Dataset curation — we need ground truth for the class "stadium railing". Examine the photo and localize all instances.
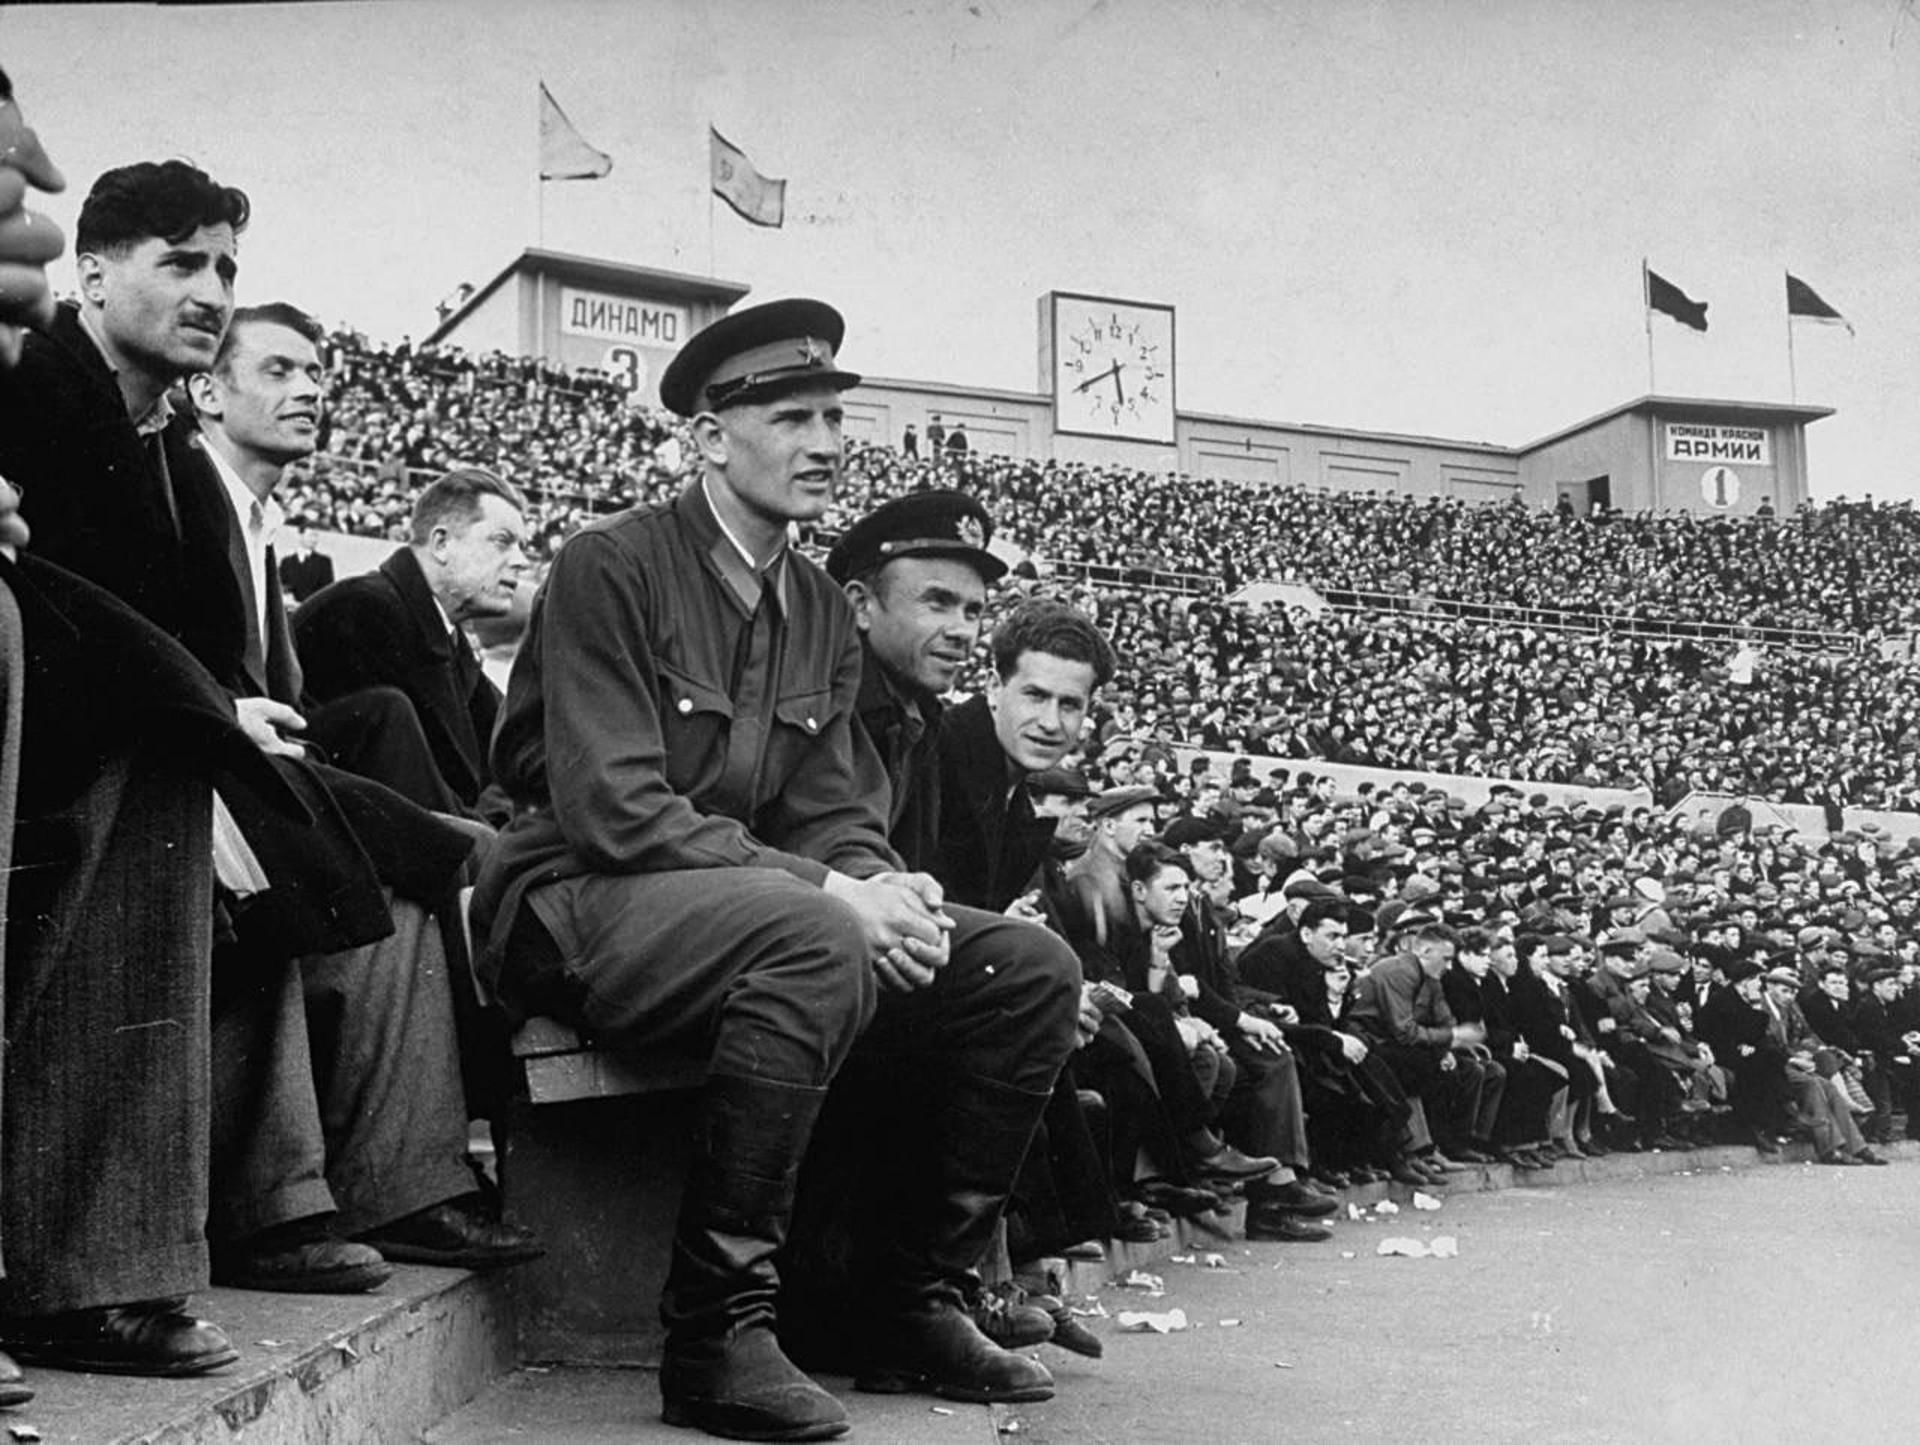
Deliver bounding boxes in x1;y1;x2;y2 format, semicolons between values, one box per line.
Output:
1314;586;1863;653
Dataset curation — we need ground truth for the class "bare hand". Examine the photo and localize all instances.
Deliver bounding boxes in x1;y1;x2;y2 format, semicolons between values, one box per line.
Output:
826;871;953;987
1075;984;1102;1046
1005;889;1046;925
234;695;308;758
1338;1031;1368;1065
1236;1012;1287;1054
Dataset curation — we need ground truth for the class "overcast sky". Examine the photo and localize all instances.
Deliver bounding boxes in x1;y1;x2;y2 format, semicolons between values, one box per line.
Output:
6;0;1916;498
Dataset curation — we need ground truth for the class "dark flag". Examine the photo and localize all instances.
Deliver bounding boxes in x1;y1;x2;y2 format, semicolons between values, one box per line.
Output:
1646;268;1708;332
1785;273;1854;335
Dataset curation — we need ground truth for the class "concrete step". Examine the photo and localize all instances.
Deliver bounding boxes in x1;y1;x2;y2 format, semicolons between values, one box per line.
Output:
425;1367;1003;1445
2;1265;514;1445
20;1132;1903;1442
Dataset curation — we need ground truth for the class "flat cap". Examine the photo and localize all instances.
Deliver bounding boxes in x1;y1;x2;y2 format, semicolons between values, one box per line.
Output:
1029;767;1091;799
1087;785;1160;820
826;489;1006;584
1163;814;1232;849
659;297;861;417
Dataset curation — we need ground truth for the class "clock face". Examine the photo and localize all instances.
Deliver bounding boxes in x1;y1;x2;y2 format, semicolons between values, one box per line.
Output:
1051;294;1175;444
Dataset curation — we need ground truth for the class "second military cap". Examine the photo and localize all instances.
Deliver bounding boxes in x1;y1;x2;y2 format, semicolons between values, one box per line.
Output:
826;489;1007;584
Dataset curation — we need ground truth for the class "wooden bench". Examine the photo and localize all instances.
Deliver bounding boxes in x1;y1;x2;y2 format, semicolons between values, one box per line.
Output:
501;1015;708;1365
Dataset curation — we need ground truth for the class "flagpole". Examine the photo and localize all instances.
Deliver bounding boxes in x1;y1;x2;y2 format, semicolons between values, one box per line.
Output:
1784;271;1799;404
535;84;546;250
708;187;716;278
1642;257;1657;394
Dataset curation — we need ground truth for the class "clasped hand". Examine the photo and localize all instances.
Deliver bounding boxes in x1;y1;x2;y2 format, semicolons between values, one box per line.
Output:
826;869;954;993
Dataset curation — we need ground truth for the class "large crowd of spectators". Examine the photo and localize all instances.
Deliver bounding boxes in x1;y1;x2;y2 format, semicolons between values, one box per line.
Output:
292;330;1920;636
1056;594;1920;810
270;331;1920;814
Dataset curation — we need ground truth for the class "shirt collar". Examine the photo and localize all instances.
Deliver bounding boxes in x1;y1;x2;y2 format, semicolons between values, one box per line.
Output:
687;477;789;614
75;305;175;436
200;431;285;539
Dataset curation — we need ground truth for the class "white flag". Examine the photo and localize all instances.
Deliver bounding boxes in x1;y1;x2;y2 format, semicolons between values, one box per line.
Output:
539;82;612;181
710;127;785;227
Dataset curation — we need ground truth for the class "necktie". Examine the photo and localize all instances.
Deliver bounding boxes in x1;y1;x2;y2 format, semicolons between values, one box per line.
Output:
449;621;480;696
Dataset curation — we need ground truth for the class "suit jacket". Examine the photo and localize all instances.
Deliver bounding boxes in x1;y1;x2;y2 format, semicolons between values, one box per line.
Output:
163;423;302;705
1697;987;1772;1063
0;317;458;950
293;546;499;809
0;304;232;646
1507;967;1580;1071
279;549;334;604
932;694;1056;914
1347;953;1455;1051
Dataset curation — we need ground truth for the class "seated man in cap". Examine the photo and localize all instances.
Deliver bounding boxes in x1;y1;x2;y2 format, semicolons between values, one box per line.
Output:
1758;966;1885;1165
473;299;1078;1442
1696;961;1790;1153
811;502;1099;1351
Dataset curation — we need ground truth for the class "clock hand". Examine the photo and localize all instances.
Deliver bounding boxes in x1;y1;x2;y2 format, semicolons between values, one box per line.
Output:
1074;362;1122;394
1111;363;1126;405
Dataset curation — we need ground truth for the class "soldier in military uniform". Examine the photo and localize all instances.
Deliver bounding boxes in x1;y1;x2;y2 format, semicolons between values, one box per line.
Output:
472;301;1078;1442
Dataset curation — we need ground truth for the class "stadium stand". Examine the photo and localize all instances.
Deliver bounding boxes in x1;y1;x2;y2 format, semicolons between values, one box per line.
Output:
282;330;1920;812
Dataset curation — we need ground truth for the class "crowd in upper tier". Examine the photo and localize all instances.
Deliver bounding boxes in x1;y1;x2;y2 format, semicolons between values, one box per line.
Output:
289;329;1920;636
271;331;1920;813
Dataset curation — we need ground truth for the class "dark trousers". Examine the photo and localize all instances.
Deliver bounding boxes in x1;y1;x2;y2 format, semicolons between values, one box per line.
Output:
1;745;213;1315
520;878;1077;1315
212;895;476;1241
305;685;462;818
1220;1039;1311;1174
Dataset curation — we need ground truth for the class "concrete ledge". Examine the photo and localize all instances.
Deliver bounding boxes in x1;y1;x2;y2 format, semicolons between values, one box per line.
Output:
5;1266;515;1445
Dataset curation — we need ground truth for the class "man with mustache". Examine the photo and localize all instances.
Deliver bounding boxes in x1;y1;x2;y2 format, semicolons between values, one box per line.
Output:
0;163;536;1308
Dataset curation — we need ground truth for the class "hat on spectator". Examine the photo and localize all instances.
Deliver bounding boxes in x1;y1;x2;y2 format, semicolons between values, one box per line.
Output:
659;297;861;417
1163;815;1232;849
1087;785;1160;820
1646;947;1686;975
1283;876;1342;902
1725;959;1762;984
1763;965;1801;987
826;489;1006;584
1029;767;1091;799
1401;875;1442;905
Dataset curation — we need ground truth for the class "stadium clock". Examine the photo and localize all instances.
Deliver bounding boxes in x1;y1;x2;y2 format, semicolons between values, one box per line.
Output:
1049;292;1176;444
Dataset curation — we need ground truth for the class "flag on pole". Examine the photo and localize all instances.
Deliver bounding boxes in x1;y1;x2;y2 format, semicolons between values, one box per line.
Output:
710;127;785;228
539;82;612;181
1645;267;1708;332
1785;273;1854;335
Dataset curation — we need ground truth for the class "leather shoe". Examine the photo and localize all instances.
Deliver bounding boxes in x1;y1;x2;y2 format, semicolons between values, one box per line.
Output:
3;1301;238;1377
970;1289;1053;1349
213;1218;393;1294
1818;1150;1864;1167
1423;1152;1471;1173
1246;1180;1340;1218
357;1196;543;1269
856;1298;1054;1403
1036;1298;1102;1360
1854;1148;1891;1166
1243;1204;1333;1243
0;1350;30;1408
1451;1146;1496;1164
1190;1143;1281;1183
1389;1161;1431;1187
1135;1181;1226;1219
1062;1240;1106;1262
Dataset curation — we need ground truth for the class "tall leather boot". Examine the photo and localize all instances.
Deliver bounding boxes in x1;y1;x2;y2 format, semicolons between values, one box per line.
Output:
856;1075;1056;1405
658;1073;848;1443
